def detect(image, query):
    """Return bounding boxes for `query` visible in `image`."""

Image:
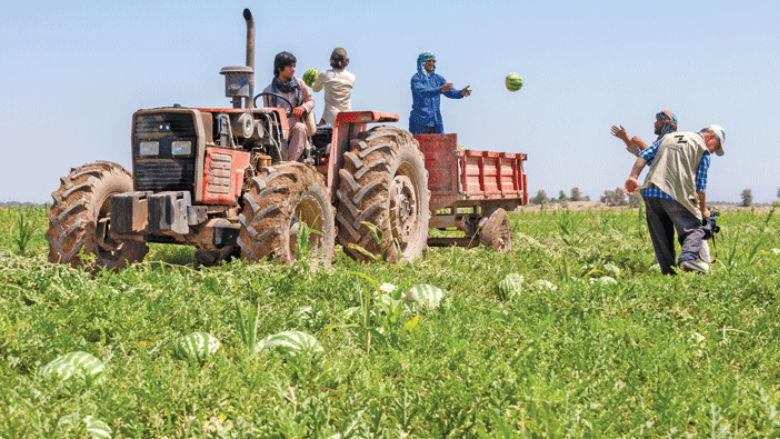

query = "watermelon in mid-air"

[505,73,523,92]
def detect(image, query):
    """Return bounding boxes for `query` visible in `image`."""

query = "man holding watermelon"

[408,51,471,135]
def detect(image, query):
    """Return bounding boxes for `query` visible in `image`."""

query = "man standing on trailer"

[262,51,315,161]
[408,51,471,135]
[624,124,726,275]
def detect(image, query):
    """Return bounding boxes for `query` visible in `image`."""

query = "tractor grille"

[134,159,195,192]
[132,110,198,193]
[134,113,196,138]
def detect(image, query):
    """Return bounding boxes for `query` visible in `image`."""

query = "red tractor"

[46,9,527,270]
[46,9,430,269]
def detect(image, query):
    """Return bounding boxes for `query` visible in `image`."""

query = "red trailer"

[415,134,528,251]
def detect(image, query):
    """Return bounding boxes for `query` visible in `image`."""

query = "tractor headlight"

[139,141,159,157]
[171,140,192,156]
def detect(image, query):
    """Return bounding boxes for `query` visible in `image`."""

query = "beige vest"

[642,132,708,219]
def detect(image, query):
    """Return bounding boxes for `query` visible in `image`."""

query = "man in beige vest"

[611,111,711,264]
[624,124,726,274]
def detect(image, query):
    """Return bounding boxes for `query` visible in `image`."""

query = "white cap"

[708,124,726,156]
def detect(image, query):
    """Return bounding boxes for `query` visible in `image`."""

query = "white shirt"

[311,68,355,125]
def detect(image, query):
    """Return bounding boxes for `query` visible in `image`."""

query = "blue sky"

[2,0,778,203]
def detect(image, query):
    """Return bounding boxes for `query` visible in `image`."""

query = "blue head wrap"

[656,111,678,136]
[417,51,436,76]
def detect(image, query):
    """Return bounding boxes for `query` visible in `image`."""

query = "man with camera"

[624,124,726,275]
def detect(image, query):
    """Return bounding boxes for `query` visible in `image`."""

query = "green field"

[1,206,778,437]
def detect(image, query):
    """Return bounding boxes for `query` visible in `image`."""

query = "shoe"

[681,260,709,275]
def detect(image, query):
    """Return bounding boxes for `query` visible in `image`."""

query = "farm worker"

[624,124,726,275]
[408,51,471,135]
[611,110,678,157]
[311,47,356,126]
[262,51,315,161]
[611,112,712,263]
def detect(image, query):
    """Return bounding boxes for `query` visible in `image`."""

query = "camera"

[702,207,720,240]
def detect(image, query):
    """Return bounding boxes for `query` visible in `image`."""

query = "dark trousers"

[409,122,443,135]
[643,197,705,275]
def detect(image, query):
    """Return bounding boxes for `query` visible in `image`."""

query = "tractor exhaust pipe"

[243,8,255,108]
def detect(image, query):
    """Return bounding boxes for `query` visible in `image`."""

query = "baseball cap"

[708,124,726,156]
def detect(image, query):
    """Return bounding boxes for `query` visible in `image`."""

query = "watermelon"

[603,263,620,278]
[532,279,557,292]
[498,273,524,300]
[303,68,320,87]
[590,276,617,286]
[40,351,105,383]
[256,330,323,356]
[58,414,112,439]
[174,332,221,363]
[379,283,398,293]
[406,284,445,309]
[505,73,523,92]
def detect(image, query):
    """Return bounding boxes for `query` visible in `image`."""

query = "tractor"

[46,9,430,269]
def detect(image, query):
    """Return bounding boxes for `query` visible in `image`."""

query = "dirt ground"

[517,201,776,214]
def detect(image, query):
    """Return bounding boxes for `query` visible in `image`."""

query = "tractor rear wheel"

[46,161,149,269]
[237,162,335,264]
[479,208,513,252]
[337,126,430,263]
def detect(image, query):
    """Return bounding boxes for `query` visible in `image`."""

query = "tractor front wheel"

[237,162,335,264]
[46,161,149,269]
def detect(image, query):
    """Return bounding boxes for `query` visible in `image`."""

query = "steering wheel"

[253,92,294,117]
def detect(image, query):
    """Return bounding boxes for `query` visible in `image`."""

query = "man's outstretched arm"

[624,156,647,195]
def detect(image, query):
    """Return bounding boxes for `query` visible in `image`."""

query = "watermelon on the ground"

[58,414,112,439]
[303,68,320,87]
[406,284,445,309]
[40,351,105,383]
[379,283,397,293]
[174,332,221,362]
[590,276,617,286]
[498,273,524,300]
[532,279,557,292]
[256,330,323,356]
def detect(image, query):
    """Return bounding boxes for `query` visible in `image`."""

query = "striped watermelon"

[591,276,617,286]
[58,414,112,439]
[379,283,398,293]
[498,273,524,300]
[303,68,319,87]
[256,330,323,356]
[505,73,524,91]
[532,279,557,292]
[406,284,445,309]
[174,332,221,362]
[40,351,105,383]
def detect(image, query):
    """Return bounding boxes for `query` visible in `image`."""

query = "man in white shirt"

[311,47,355,126]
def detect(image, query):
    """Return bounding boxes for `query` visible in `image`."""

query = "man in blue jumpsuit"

[409,51,471,135]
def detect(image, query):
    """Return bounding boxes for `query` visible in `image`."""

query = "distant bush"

[741,188,753,207]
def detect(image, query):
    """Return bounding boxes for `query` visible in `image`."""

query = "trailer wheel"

[237,162,335,264]
[46,161,148,269]
[337,126,430,262]
[479,208,513,252]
